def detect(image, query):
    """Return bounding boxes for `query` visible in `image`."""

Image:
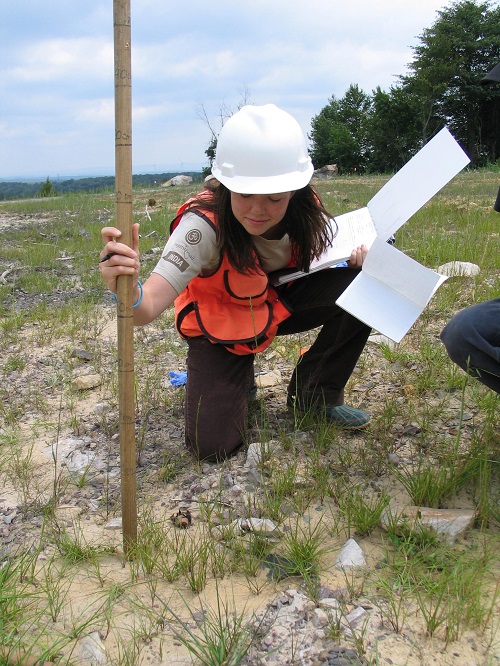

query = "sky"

[0,0,455,181]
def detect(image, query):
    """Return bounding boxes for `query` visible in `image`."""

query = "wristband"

[112,280,143,308]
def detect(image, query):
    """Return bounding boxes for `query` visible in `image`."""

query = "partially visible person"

[440,300,500,392]
[440,60,500,393]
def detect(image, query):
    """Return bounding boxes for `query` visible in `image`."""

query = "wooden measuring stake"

[113,0,137,554]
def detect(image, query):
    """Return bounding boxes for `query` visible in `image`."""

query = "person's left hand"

[347,244,368,268]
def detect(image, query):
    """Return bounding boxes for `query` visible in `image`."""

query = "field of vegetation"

[0,173,205,201]
[0,171,498,665]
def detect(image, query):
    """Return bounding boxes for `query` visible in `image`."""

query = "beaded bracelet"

[112,280,143,308]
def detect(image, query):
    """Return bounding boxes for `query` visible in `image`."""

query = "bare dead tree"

[195,85,253,159]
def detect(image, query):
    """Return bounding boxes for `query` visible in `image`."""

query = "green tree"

[309,84,371,172]
[310,0,500,173]
[39,177,57,197]
[365,86,423,173]
[403,0,500,164]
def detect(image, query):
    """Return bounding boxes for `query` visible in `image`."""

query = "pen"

[99,252,117,263]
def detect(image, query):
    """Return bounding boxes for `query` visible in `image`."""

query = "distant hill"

[0,172,203,201]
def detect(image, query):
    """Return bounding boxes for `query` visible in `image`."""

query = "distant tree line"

[0,172,203,201]
[309,0,500,174]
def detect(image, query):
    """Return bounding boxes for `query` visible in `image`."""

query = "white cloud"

[6,38,113,84]
[74,98,115,124]
[0,0,454,178]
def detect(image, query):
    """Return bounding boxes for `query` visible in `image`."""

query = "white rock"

[319,598,340,611]
[72,374,102,390]
[345,605,367,628]
[65,450,97,473]
[368,333,397,349]
[104,517,122,530]
[437,261,480,277]
[92,402,110,414]
[342,606,368,637]
[381,505,475,543]
[244,442,263,468]
[311,607,330,628]
[244,440,280,468]
[255,369,281,388]
[242,517,279,536]
[335,538,366,569]
[162,175,193,187]
[2,511,17,525]
[75,631,107,664]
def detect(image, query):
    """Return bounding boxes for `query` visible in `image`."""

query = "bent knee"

[185,431,244,462]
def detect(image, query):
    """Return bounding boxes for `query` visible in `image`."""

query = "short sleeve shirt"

[152,211,293,294]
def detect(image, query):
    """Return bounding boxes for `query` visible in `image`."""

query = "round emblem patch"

[185,229,202,245]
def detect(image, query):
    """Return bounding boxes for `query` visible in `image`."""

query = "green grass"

[0,174,498,664]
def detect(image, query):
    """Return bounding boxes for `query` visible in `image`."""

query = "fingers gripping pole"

[113,0,137,554]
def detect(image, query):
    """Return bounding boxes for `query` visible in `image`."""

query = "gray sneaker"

[287,395,370,429]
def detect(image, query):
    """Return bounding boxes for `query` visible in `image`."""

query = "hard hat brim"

[212,164,314,194]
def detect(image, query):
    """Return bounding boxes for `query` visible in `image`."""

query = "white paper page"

[336,272,421,343]
[329,208,377,258]
[362,237,448,308]
[336,238,448,342]
[308,208,377,271]
[367,128,470,240]
[271,208,377,285]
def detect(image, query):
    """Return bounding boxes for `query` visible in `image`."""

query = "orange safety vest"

[170,197,292,355]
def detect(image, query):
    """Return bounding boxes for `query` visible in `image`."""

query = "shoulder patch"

[185,229,202,245]
[164,251,190,272]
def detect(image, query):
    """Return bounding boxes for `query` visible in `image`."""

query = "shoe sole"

[287,401,370,430]
[330,420,370,430]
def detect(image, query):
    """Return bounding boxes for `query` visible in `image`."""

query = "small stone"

[335,538,366,569]
[381,505,475,543]
[344,605,367,630]
[319,598,340,611]
[241,517,279,536]
[74,631,107,664]
[71,349,94,361]
[368,333,397,349]
[104,517,122,530]
[255,369,281,388]
[311,607,329,628]
[244,442,263,468]
[72,374,102,391]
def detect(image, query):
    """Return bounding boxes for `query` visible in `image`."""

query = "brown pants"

[184,268,371,461]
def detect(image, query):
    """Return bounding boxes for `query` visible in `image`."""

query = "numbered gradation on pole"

[113,0,137,554]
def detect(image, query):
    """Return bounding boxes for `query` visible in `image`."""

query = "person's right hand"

[347,244,368,268]
[99,223,140,294]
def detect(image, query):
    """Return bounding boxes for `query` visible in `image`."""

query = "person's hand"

[347,244,368,268]
[99,223,140,294]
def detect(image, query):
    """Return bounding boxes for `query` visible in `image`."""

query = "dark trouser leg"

[276,268,371,407]
[184,337,255,460]
[440,299,500,393]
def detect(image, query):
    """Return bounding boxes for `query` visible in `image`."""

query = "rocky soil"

[0,210,498,666]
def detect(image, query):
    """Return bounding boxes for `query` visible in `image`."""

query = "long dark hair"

[186,183,336,274]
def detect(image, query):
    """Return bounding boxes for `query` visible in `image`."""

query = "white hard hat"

[212,104,313,194]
